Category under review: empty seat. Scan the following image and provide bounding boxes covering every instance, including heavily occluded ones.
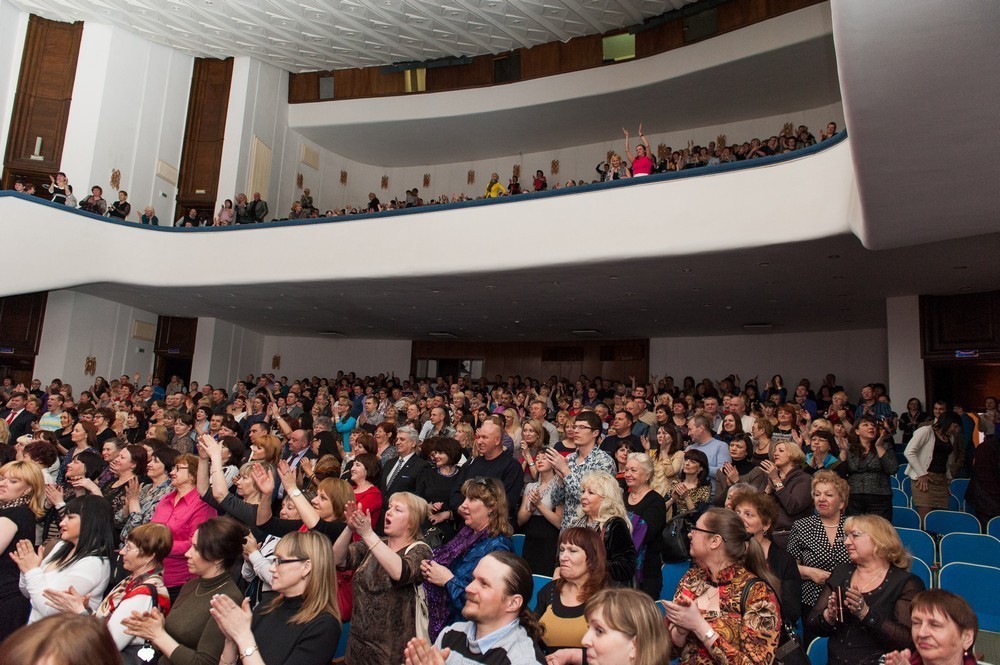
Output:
[910,556,933,589]
[660,560,692,601]
[950,478,969,505]
[807,637,828,665]
[892,488,909,508]
[892,507,921,530]
[939,563,1000,631]
[940,533,1000,567]
[925,510,981,536]
[531,574,553,611]
[897,527,935,566]
[989,516,1000,540]
[513,533,525,557]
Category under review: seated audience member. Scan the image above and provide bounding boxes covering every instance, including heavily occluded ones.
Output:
[580,588,671,665]
[806,515,925,665]
[517,446,565,576]
[883,589,980,665]
[543,411,616,530]
[0,613,124,665]
[13,495,115,623]
[423,477,513,641]
[568,471,636,587]
[405,551,546,665]
[121,517,247,665]
[0,460,46,642]
[665,448,712,517]
[449,420,523,520]
[108,191,131,219]
[150,453,217,599]
[730,491,802,627]
[334,492,432,664]
[209,531,341,665]
[535,527,609,662]
[417,436,464,544]
[42,522,172,663]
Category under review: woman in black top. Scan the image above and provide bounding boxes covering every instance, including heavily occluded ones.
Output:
[0,461,46,641]
[416,437,463,544]
[898,398,929,446]
[731,491,802,627]
[210,531,341,665]
[622,453,666,599]
[807,515,924,665]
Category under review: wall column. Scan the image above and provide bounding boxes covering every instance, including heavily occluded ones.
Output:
[886,295,925,407]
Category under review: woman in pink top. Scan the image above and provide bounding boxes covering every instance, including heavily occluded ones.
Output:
[151,453,216,599]
[624,124,655,176]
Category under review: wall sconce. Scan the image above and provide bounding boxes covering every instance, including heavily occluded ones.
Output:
[84,356,97,376]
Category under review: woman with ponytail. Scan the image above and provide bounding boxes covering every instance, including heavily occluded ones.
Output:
[660,507,781,665]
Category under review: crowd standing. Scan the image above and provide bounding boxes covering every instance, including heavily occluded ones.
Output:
[5,121,840,226]
[0,368,993,665]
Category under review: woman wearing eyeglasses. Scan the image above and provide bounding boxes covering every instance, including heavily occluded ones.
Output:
[209,531,341,665]
[806,515,924,665]
[660,507,781,665]
[42,523,172,665]
[420,477,513,641]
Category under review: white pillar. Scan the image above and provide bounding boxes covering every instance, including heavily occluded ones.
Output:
[886,295,925,407]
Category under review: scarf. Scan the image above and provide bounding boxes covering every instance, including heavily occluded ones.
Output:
[98,568,170,619]
[0,495,32,512]
[425,526,488,641]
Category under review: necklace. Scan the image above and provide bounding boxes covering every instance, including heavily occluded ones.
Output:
[853,566,888,592]
[195,576,230,597]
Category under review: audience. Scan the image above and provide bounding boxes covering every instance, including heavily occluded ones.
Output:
[0,368,990,664]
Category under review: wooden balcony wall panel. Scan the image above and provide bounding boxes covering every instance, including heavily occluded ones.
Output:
[921,292,1000,358]
[425,55,493,92]
[284,0,825,103]
[0,292,48,355]
[176,58,233,217]
[2,16,82,184]
[411,339,649,382]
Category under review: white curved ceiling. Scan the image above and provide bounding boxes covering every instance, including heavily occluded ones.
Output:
[7,0,697,72]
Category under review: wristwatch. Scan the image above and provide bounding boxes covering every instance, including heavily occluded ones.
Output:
[242,644,260,659]
[289,489,302,498]
[703,628,717,642]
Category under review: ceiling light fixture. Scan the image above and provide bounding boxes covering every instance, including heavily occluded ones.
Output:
[428,331,458,338]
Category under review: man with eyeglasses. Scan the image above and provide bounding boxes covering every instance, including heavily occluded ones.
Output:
[543,411,616,529]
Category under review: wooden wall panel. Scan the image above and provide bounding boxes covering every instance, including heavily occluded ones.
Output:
[285,0,825,103]
[154,316,199,357]
[411,339,649,383]
[0,292,48,355]
[175,58,233,220]
[520,42,561,80]
[2,16,82,189]
[426,55,493,92]
[922,292,1000,359]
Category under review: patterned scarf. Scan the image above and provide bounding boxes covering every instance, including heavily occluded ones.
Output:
[424,526,487,641]
[0,495,31,512]
[97,568,171,619]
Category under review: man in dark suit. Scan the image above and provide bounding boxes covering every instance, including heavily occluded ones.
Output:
[379,424,429,511]
[277,428,317,501]
[2,392,34,441]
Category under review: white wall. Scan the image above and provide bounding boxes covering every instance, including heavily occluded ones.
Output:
[649,327,888,401]
[61,23,192,221]
[190,317,265,389]
[33,290,158,391]
[886,295,925,406]
[217,57,289,216]
[260,336,411,379]
[0,0,28,162]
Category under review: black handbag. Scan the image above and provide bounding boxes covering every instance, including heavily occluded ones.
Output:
[661,509,697,562]
[741,577,811,665]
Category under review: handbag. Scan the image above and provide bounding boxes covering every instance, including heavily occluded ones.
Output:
[661,509,697,562]
[406,542,430,640]
[740,578,810,665]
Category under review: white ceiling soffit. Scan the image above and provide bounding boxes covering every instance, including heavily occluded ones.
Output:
[7,0,700,73]
[829,0,1000,251]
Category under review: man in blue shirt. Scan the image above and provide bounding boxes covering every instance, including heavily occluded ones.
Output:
[686,413,732,493]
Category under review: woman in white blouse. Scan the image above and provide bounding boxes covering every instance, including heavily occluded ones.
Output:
[12,495,115,622]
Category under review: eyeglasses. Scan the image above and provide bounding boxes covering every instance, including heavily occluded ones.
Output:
[571,424,595,431]
[120,543,139,554]
[470,477,497,496]
[846,530,868,539]
[274,557,308,566]
[688,526,726,541]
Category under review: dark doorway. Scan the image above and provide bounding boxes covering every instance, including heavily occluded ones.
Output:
[154,355,192,390]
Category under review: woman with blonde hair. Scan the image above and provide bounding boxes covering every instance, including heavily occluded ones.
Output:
[760,440,812,549]
[570,471,636,587]
[210,531,341,665]
[649,423,683,496]
[519,417,549,481]
[0,460,45,641]
[807,514,925,665]
[581,587,671,665]
[334,492,432,665]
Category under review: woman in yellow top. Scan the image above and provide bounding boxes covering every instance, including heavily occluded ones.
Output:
[485,173,508,198]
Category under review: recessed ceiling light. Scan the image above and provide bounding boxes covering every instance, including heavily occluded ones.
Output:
[428,331,458,338]
[681,268,693,273]
[758,262,769,267]
[954,265,968,270]
[743,323,773,330]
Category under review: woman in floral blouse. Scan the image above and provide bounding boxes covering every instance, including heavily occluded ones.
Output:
[660,507,781,665]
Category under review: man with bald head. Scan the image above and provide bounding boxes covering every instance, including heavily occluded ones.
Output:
[449,419,523,519]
